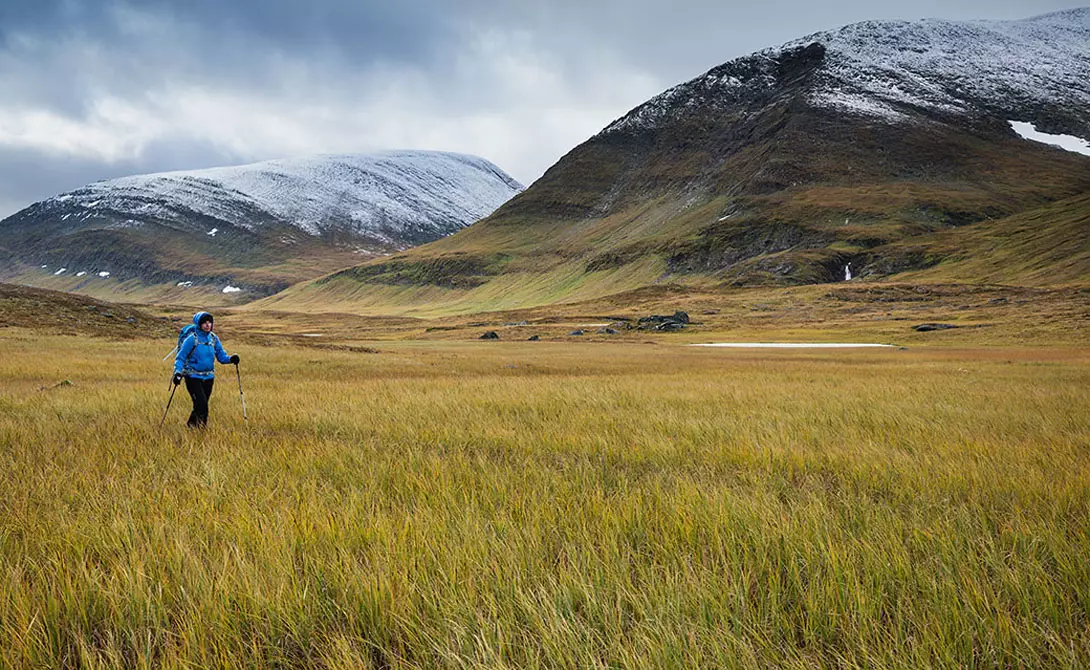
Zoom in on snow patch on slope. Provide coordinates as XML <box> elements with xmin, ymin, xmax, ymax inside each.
<box><xmin>1010</xmin><ymin>121</ymin><xmax>1090</xmax><ymax>156</ymax></box>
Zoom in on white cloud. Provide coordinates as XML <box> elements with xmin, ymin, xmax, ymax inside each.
<box><xmin>0</xmin><ymin>98</ymin><xmax>167</xmax><ymax>162</ymax></box>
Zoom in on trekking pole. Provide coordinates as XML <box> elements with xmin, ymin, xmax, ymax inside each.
<box><xmin>235</xmin><ymin>363</ymin><xmax>248</xmax><ymax>421</ymax></box>
<box><xmin>159</xmin><ymin>381</ymin><xmax>179</xmax><ymax>429</ymax></box>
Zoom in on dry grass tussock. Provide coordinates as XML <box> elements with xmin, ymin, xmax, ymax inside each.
<box><xmin>2</xmin><ymin>331</ymin><xmax>1089</xmax><ymax>667</ymax></box>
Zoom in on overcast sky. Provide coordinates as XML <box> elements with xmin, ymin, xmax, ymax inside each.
<box><xmin>0</xmin><ymin>0</ymin><xmax>1084</xmax><ymax>217</ymax></box>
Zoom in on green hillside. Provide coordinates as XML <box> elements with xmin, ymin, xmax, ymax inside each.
<box><xmin>880</xmin><ymin>193</ymin><xmax>1090</xmax><ymax>285</ymax></box>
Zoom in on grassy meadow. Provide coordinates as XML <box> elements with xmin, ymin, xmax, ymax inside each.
<box><xmin>2</xmin><ymin>322</ymin><xmax>1089</xmax><ymax>668</ymax></box>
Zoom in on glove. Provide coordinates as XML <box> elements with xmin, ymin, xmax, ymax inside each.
<box><xmin>229</xmin><ymin>354</ymin><xmax>240</xmax><ymax>365</ymax></box>
<box><xmin>172</xmin><ymin>373</ymin><xmax>183</xmax><ymax>386</ymax></box>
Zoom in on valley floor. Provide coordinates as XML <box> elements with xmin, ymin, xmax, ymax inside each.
<box><xmin>2</xmin><ymin>323</ymin><xmax>1089</xmax><ymax>667</ymax></box>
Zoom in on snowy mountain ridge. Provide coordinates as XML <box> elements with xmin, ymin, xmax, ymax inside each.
<box><xmin>0</xmin><ymin>149</ymin><xmax>524</xmax><ymax>300</ymax></box>
<box><xmin>604</xmin><ymin>8</ymin><xmax>1090</xmax><ymax>135</ymax></box>
<box><xmin>35</xmin><ymin>150</ymin><xmax>523</xmax><ymax>247</ymax></box>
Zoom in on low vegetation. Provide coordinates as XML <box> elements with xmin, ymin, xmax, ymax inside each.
<box><xmin>259</xmin><ymin>183</ymin><xmax>1090</xmax><ymax>317</ymax></box>
<box><xmin>2</xmin><ymin>303</ymin><xmax>1089</xmax><ymax>666</ymax></box>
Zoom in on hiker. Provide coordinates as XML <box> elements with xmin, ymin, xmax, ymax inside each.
<box><xmin>172</xmin><ymin>311</ymin><xmax>239</xmax><ymax>428</ymax></box>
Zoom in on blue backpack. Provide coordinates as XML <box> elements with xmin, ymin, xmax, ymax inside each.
<box><xmin>163</xmin><ymin>324</ymin><xmax>198</xmax><ymax>362</ymax></box>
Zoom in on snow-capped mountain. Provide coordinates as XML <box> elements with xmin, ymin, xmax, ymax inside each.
<box><xmin>296</xmin><ymin>9</ymin><xmax>1090</xmax><ymax>311</ymax></box>
<box><xmin>0</xmin><ymin>151</ymin><xmax>522</xmax><ymax>299</ymax></box>
<box><xmin>605</xmin><ymin>9</ymin><xmax>1090</xmax><ymax>136</ymax></box>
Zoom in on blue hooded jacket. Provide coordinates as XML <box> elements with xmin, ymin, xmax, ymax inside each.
<box><xmin>174</xmin><ymin>312</ymin><xmax>232</xmax><ymax>379</ymax></box>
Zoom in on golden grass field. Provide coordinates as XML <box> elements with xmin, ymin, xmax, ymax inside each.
<box><xmin>2</xmin><ymin>298</ymin><xmax>1089</xmax><ymax>667</ymax></box>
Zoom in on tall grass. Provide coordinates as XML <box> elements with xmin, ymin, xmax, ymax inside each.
<box><xmin>2</xmin><ymin>331</ymin><xmax>1089</xmax><ymax>667</ymax></box>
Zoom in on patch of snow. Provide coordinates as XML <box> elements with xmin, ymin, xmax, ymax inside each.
<box><xmin>809</xmin><ymin>90</ymin><xmax>908</xmax><ymax>122</ymax></box>
<box><xmin>76</xmin><ymin>271</ymin><xmax>87</xmax><ymax>277</ymax></box>
<box><xmin>54</xmin><ymin>268</ymin><xmax>66</xmax><ymax>275</ymax></box>
<box><xmin>177</xmin><ymin>281</ymin><xmax>193</xmax><ymax>288</ymax></box>
<box><xmin>85</xmin><ymin>200</ymin><xmax>101</xmax><ymax>208</ymax></box>
<box><xmin>40</xmin><ymin>265</ymin><xmax>47</xmax><ymax>268</ymax></box>
<box><xmin>690</xmin><ymin>342</ymin><xmax>896</xmax><ymax>348</ymax></box>
<box><xmin>207</xmin><ymin>228</ymin><xmax>218</xmax><ymax>236</ymax></box>
<box><xmin>300</xmin><ymin>333</ymin><xmax>323</xmax><ymax>337</ymax></box>
<box><xmin>844</xmin><ymin>264</ymin><xmax>852</xmax><ymax>281</ymax></box>
<box><xmin>61</xmin><ymin>214</ymin><xmax>71</xmax><ymax>221</ymax></box>
<box><xmin>222</xmin><ymin>285</ymin><xmax>242</xmax><ymax>293</ymax></box>
<box><xmin>97</xmin><ymin>271</ymin><xmax>110</xmax><ymax>277</ymax></box>
<box><xmin>1010</xmin><ymin>121</ymin><xmax>1090</xmax><ymax>156</ymax></box>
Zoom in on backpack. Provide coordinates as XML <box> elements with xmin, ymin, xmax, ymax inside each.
<box><xmin>162</xmin><ymin>324</ymin><xmax>199</xmax><ymax>362</ymax></box>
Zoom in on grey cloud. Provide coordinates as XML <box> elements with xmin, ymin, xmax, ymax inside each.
<box><xmin>1</xmin><ymin>0</ymin><xmax>456</xmax><ymax>68</ymax></box>
<box><xmin>0</xmin><ymin>138</ymin><xmax>241</xmax><ymax>211</ymax></box>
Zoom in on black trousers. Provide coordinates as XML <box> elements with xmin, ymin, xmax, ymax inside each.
<box><xmin>184</xmin><ymin>376</ymin><xmax>215</xmax><ymax>428</ymax></box>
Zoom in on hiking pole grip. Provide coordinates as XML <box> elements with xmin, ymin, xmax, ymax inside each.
<box><xmin>235</xmin><ymin>363</ymin><xmax>248</xmax><ymax>421</ymax></box>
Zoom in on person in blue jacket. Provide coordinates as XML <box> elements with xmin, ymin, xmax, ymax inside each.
<box><xmin>173</xmin><ymin>311</ymin><xmax>239</xmax><ymax>428</ymax></box>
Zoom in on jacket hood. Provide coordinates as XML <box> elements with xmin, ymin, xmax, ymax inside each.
<box><xmin>192</xmin><ymin>311</ymin><xmax>213</xmax><ymax>327</ymax></box>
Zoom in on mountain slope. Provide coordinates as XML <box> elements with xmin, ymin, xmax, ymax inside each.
<box><xmin>0</xmin><ymin>151</ymin><xmax>522</xmax><ymax>302</ymax></box>
<box><xmin>873</xmin><ymin>192</ymin><xmax>1090</xmax><ymax>285</ymax></box>
<box><xmin>264</xmin><ymin>9</ymin><xmax>1090</xmax><ymax>316</ymax></box>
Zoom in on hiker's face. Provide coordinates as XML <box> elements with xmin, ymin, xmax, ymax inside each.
<box><xmin>201</xmin><ymin>321</ymin><xmax>212</xmax><ymax>332</ymax></box>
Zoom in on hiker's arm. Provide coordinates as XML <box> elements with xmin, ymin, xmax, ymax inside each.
<box><xmin>214</xmin><ymin>336</ymin><xmax>232</xmax><ymax>364</ymax></box>
<box><xmin>174</xmin><ymin>336</ymin><xmax>195</xmax><ymax>374</ymax></box>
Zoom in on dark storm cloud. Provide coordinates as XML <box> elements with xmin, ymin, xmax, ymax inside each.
<box><xmin>0</xmin><ymin>0</ymin><xmax>450</xmax><ymax>63</ymax></box>
<box><xmin>157</xmin><ymin>0</ymin><xmax>449</xmax><ymax>61</ymax></box>
<box><xmin>3</xmin><ymin>0</ymin><xmax>1084</xmax><ymax>84</ymax></box>
<box><xmin>0</xmin><ymin>138</ymin><xmax>242</xmax><ymax>215</ymax></box>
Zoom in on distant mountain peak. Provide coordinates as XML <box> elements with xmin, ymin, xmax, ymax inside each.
<box><xmin>52</xmin><ymin>150</ymin><xmax>523</xmax><ymax>244</ymax></box>
<box><xmin>0</xmin><ymin>150</ymin><xmax>523</xmax><ymax>299</ymax></box>
<box><xmin>604</xmin><ymin>10</ymin><xmax>1090</xmax><ymax>135</ymax></box>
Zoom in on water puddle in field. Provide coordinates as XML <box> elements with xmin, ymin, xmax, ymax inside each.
<box><xmin>689</xmin><ymin>343</ymin><xmax>896</xmax><ymax>349</ymax></box>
